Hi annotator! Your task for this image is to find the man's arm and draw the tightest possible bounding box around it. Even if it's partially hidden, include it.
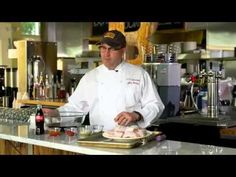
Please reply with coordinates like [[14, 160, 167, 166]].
[[134, 71, 165, 128]]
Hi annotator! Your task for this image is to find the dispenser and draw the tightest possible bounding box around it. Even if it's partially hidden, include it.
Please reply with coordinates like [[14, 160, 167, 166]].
[[199, 62, 222, 118], [14, 40, 57, 98]]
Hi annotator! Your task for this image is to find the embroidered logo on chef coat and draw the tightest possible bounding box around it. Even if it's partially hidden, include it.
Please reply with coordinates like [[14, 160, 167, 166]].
[[126, 78, 140, 85]]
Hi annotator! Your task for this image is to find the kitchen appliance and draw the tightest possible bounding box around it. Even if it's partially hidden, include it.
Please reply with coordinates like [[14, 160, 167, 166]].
[[155, 63, 181, 118], [7, 68, 17, 107], [14, 40, 57, 98], [0, 66, 17, 107], [199, 62, 224, 118], [0, 66, 6, 107], [27, 55, 46, 98]]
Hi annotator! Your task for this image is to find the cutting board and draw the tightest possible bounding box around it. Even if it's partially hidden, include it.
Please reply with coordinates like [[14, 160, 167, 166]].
[[77, 131, 162, 149]]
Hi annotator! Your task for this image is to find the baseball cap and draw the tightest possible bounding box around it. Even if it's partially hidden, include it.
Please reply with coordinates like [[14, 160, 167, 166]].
[[98, 30, 126, 49]]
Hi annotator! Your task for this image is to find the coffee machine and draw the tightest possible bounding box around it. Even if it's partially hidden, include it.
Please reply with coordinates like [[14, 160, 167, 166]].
[[0, 66, 6, 106], [155, 63, 181, 118], [0, 65, 17, 107]]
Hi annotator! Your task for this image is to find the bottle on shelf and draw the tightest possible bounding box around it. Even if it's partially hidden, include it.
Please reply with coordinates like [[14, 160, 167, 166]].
[[29, 74, 34, 99], [44, 74, 52, 100], [35, 104, 45, 135], [56, 75, 60, 99], [51, 74, 57, 100], [39, 72, 45, 99], [33, 76, 40, 100], [59, 77, 66, 100], [49, 74, 54, 99]]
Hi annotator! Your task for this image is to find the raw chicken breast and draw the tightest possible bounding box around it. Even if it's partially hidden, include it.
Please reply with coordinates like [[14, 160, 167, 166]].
[[106, 125, 146, 138]]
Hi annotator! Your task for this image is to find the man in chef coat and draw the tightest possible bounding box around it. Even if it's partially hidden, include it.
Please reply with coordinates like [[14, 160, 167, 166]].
[[46, 30, 164, 131]]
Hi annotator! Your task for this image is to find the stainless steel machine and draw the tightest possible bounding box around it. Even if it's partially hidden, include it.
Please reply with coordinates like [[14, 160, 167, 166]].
[[143, 62, 181, 119], [0, 65, 17, 107], [155, 63, 181, 118], [199, 61, 223, 119], [0, 66, 6, 107]]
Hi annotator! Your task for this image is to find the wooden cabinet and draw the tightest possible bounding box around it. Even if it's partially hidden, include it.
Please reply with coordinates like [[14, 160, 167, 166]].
[[0, 139, 79, 155], [0, 140, 28, 155], [33, 146, 78, 155]]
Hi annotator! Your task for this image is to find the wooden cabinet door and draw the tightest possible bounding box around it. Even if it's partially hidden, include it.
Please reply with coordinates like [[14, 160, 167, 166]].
[[0, 140, 28, 155], [33, 145, 79, 155]]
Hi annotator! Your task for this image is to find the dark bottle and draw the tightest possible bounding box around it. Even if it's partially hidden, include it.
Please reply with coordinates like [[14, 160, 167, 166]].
[[35, 104, 45, 135], [59, 77, 66, 100]]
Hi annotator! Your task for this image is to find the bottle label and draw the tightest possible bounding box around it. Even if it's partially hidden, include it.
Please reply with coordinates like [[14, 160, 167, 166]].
[[36, 115, 44, 122]]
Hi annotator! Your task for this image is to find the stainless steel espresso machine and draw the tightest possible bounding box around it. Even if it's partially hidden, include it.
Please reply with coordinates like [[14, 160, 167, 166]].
[[155, 63, 181, 118], [0, 66, 6, 107], [0, 65, 17, 107], [143, 62, 181, 119]]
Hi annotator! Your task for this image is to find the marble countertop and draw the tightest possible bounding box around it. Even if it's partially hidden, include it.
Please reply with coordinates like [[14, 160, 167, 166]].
[[1, 125, 236, 155]]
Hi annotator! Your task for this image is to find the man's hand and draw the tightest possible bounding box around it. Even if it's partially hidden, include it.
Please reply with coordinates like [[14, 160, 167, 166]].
[[114, 111, 142, 126]]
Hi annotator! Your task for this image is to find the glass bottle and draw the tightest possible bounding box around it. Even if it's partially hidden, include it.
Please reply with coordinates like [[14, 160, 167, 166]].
[[44, 74, 52, 100], [35, 104, 44, 135], [51, 74, 57, 100], [56, 75, 60, 99], [33, 76, 40, 100], [39, 72, 45, 99], [59, 77, 66, 100]]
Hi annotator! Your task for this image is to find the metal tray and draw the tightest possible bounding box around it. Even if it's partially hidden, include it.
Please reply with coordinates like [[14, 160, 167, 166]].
[[77, 131, 162, 149]]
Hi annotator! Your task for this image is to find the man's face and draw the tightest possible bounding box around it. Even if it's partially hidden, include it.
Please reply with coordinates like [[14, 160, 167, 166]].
[[99, 43, 125, 70]]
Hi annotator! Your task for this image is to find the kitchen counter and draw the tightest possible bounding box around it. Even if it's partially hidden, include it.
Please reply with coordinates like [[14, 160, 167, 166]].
[[151, 109, 236, 148], [1, 125, 236, 155], [155, 113, 236, 128]]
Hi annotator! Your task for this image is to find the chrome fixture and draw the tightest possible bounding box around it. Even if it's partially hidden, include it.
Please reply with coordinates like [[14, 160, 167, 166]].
[[199, 62, 223, 118]]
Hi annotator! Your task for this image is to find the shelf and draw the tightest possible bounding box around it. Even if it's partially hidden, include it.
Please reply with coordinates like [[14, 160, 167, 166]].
[[177, 53, 236, 62], [200, 57, 236, 61], [177, 53, 201, 60], [17, 99, 65, 107], [142, 62, 161, 65]]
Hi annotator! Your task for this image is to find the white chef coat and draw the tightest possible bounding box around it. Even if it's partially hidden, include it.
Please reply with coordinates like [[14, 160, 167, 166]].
[[58, 61, 164, 130]]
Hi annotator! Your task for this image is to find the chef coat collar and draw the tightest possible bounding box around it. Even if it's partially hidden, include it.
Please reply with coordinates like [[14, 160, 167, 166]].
[[102, 60, 125, 72], [114, 60, 125, 72]]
